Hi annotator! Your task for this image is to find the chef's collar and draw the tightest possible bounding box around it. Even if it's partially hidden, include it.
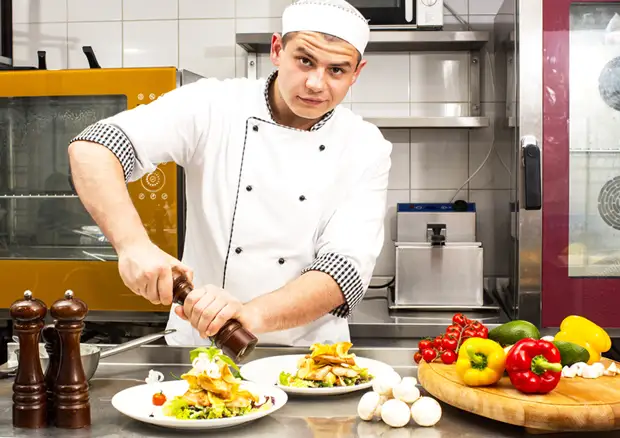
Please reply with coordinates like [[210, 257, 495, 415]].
[[264, 70, 334, 131]]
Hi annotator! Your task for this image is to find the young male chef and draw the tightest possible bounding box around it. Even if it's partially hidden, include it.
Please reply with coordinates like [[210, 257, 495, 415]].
[[68, 0, 392, 347]]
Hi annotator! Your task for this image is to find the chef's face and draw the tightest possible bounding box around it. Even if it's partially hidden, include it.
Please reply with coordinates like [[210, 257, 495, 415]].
[[270, 31, 366, 120]]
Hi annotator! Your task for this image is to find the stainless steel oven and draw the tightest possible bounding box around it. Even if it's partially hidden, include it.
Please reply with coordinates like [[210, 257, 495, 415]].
[[349, 0, 444, 29]]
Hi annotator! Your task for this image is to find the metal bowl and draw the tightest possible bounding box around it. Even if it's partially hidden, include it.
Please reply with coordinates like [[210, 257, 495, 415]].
[[11, 329, 175, 381]]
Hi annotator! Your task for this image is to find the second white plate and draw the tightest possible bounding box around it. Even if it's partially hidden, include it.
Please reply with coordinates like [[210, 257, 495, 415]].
[[240, 354, 395, 396]]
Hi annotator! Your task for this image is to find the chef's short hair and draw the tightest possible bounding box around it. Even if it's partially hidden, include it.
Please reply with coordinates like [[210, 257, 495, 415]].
[[282, 31, 362, 68]]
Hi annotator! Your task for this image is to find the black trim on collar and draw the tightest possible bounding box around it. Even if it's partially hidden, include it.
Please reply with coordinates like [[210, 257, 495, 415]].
[[264, 70, 334, 132]]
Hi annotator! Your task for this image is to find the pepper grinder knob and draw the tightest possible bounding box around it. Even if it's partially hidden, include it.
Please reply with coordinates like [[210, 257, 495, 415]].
[[172, 274, 258, 361]]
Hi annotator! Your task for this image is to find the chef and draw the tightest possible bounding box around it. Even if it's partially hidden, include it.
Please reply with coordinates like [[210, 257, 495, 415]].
[[68, 0, 392, 347]]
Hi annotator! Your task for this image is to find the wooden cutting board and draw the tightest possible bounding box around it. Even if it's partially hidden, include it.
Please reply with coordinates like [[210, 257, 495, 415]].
[[418, 358, 620, 434]]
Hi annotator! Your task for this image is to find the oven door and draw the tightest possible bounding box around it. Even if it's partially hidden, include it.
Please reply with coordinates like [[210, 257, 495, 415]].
[[538, 0, 620, 329], [0, 67, 184, 314], [349, 0, 411, 26]]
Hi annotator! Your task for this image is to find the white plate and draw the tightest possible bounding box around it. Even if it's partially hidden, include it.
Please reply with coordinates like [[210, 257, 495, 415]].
[[240, 354, 395, 396], [111, 380, 287, 430]]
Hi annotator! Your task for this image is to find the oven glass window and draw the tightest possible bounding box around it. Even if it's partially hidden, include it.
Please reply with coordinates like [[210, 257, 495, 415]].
[[0, 95, 126, 260], [568, 3, 620, 277]]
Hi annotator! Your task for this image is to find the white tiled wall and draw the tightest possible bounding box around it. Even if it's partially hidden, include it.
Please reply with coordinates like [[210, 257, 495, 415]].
[[12, 0, 512, 278]]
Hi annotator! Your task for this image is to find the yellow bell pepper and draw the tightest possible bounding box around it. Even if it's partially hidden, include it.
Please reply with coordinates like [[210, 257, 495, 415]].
[[455, 338, 506, 387], [553, 315, 611, 365]]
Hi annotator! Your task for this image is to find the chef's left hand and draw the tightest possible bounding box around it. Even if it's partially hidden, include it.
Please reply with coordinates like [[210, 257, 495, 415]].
[[174, 285, 243, 338]]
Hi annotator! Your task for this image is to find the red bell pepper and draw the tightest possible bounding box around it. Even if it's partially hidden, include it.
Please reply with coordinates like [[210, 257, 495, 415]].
[[505, 338, 563, 394]]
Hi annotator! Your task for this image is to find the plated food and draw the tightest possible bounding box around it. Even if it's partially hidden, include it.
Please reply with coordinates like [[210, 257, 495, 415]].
[[160, 347, 274, 419], [111, 347, 287, 430], [239, 342, 395, 396], [278, 342, 372, 389]]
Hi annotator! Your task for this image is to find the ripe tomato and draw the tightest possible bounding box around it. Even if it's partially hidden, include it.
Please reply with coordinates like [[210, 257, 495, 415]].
[[440, 350, 457, 365], [418, 339, 433, 351], [470, 321, 483, 330], [452, 313, 468, 327], [152, 391, 167, 406], [446, 325, 462, 335], [462, 328, 476, 339], [442, 336, 458, 351], [476, 326, 489, 338], [422, 349, 437, 363], [414, 352, 423, 364], [433, 336, 444, 349]]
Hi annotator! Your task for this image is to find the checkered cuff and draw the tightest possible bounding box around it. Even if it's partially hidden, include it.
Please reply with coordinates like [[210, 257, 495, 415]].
[[302, 253, 365, 318], [70, 123, 135, 182]]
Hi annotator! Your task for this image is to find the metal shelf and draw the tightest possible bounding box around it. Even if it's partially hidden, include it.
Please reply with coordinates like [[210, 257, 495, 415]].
[[0, 193, 77, 198], [237, 30, 490, 53], [369, 116, 490, 128]]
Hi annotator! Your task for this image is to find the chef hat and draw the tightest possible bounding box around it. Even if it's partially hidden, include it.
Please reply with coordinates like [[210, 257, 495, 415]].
[[282, 0, 370, 55]]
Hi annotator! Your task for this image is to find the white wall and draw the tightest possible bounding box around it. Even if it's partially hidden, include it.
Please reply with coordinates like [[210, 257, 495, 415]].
[[12, 0, 513, 279]]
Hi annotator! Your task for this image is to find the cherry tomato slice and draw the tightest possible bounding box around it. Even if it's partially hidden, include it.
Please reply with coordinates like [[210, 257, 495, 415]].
[[152, 392, 167, 406]]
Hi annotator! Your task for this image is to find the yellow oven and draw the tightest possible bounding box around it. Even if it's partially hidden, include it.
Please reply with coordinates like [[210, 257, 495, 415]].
[[0, 67, 200, 314]]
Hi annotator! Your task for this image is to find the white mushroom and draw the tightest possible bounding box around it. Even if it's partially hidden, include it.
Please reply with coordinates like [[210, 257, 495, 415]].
[[401, 376, 418, 387], [392, 379, 421, 404], [381, 399, 411, 428], [561, 366, 576, 378], [410, 396, 442, 427], [541, 336, 555, 342], [604, 362, 618, 376], [582, 364, 604, 379], [357, 391, 384, 421], [372, 371, 402, 397], [569, 362, 588, 377], [591, 362, 606, 375]]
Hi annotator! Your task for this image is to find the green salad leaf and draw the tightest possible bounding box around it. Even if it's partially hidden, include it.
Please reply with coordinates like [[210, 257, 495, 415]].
[[189, 347, 240, 372], [162, 396, 252, 420]]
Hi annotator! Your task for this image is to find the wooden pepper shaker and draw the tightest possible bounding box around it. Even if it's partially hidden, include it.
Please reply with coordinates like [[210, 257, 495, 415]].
[[50, 290, 91, 429], [42, 324, 60, 425], [172, 274, 258, 361], [10, 290, 48, 429]]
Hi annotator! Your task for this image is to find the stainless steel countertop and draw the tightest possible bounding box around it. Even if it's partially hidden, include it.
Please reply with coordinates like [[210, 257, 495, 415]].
[[1, 345, 618, 438]]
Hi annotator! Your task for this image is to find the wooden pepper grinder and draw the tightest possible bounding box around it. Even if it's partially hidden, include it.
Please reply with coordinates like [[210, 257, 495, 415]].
[[50, 290, 91, 429], [10, 290, 48, 429], [172, 274, 258, 361], [42, 324, 60, 425]]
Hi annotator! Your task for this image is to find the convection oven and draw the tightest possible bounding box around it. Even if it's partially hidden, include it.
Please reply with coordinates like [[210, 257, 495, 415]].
[[0, 65, 201, 316]]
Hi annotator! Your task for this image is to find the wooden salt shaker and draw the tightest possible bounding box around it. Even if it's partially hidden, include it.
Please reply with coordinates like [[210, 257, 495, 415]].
[[50, 290, 91, 429], [10, 290, 48, 429], [172, 274, 258, 361], [42, 324, 60, 425]]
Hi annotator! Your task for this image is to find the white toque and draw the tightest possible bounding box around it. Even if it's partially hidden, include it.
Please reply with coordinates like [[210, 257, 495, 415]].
[[282, 0, 370, 55]]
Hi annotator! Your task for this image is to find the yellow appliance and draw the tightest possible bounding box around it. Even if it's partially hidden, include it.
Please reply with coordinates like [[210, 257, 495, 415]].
[[0, 67, 202, 314]]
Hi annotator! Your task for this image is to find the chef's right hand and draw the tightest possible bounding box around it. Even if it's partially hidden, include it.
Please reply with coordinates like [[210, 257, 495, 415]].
[[117, 242, 193, 306]]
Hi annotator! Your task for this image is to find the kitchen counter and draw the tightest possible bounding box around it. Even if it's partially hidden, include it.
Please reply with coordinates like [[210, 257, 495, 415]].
[[0, 345, 618, 438]]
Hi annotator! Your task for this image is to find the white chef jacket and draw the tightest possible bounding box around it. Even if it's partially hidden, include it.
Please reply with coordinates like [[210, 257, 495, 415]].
[[71, 72, 392, 347]]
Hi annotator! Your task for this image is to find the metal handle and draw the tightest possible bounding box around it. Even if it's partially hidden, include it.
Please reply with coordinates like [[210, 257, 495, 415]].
[[521, 135, 542, 210], [406, 0, 414, 22], [99, 329, 176, 359]]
